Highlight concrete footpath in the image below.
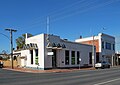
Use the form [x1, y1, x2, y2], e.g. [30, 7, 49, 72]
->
[3, 67, 95, 73]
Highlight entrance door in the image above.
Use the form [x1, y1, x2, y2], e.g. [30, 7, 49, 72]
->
[89, 52, 92, 64]
[52, 49, 57, 68]
[118, 58, 120, 65]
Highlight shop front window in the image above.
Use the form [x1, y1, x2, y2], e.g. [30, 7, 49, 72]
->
[65, 50, 69, 65]
[71, 51, 75, 65]
[77, 51, 80, 64]
[30, 50, 33, 64]
[35, 49, 38, 65]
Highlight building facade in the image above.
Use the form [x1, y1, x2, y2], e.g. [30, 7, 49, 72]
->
[14, 33, 96, 70]
[75, 33, 115, 65]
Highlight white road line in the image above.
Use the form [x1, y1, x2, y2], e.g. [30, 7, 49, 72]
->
[94, 78, 120, 85]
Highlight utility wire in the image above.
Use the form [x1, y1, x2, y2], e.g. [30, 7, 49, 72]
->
[17, 0, 120, 32]
[16, 0, 88, 31]
[51, 0, 118, 22]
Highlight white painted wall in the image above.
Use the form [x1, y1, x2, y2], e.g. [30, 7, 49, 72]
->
[18, 33, 94, 69]
[99, 33, 115, 63]
[99, 33, 115, 55]
[21, 50, 29, 66]
[25, 34, 45, 69]
[44, 34, 94, 68]
[75, 33, 115, 64]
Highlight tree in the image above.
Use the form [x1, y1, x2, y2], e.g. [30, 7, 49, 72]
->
[16, 33, 33, 50]
[0, 50, 9, 60]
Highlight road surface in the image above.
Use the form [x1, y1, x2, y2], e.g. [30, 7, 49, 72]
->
[0, 67, 120, 85]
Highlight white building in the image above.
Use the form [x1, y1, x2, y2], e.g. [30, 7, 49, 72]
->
[75, 33, 115, 65]
[14, 33, 95, 70]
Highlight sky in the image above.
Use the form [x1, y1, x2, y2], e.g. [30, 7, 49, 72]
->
[0, 0, 120, 53]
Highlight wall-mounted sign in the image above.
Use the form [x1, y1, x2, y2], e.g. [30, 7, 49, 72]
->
[47, 52, 54, 56]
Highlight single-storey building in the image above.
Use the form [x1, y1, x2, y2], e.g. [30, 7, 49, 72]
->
[14, 33, 96, 70]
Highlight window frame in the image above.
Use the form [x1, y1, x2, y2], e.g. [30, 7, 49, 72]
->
[71, 51, 75, 65]
[77, 51, 80, 64]
[65, 50, 69, 65]
[105, 42, 111, 50]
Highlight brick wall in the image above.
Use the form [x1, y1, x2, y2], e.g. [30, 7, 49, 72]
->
[80, 39, 99, 52]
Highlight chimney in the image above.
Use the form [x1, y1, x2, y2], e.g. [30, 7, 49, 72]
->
[80, 36, 82, 39]
[64, 39, 68, 41]
[26, 33, 32, 39]
[25, 33, 28, 39]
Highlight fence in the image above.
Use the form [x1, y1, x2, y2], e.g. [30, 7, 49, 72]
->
[3, 60, 18, 67]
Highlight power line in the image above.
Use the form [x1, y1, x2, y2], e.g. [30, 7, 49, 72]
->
[51, 0, 96, 19]
[51, 0, 118, 22]
[16, 0, 120, 32]
[15, 0, 87, 31]
[48, 0, 86, 16]
[0, 32, 10, 40]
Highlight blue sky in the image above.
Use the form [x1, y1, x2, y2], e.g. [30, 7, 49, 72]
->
[0, 0, 120, 53]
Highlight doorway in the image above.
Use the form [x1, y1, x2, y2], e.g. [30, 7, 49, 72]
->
[52, 49, 57, 68]
[89, 52, 92, 64]
[118, 58, 120, 65]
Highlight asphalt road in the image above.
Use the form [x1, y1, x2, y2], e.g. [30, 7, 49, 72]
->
[0, 67, 120, 85]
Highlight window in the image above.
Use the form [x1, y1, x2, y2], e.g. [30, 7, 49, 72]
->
[71, 51, 75, 65]
[35, 49, 38, 65]
[96, 53, 99, 63]
[35, 49, 38, 56]
[105, 42, 111, 50]
[30, 50, 33, 64]
[77, 51, 80, 64]
[89, 52, 92, 64]
[102, 41, 104, 49]
[113, 44, 115, 50]
[14, 56, 17, 60]
[65, 50, 69, 65]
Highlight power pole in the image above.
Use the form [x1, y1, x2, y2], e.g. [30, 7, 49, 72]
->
[46, 16, 51, 48]
[92, 36, 95, 67]
[46, 16, 50, 42]
[5, 28, 17, 69]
